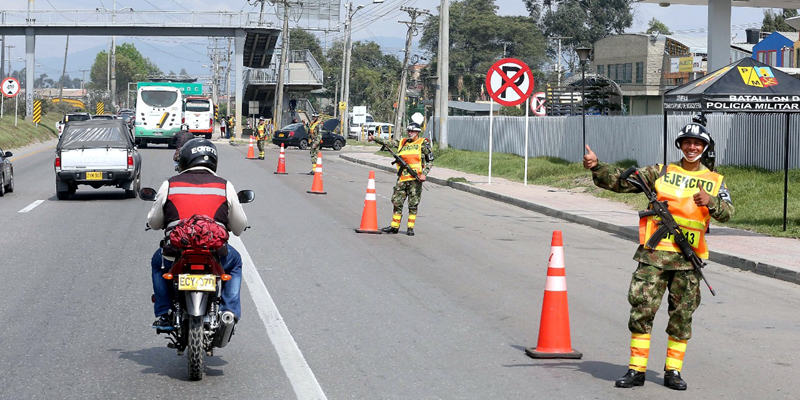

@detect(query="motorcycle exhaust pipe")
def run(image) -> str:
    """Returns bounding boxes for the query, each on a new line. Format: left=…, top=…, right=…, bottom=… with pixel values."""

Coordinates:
left=213, top=311, right=236, bottom=348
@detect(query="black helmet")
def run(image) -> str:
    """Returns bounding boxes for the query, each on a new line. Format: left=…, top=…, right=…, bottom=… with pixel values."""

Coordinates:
left=407, top=122, right=422, bottom=132
left=675, top=123, right=711, bottom=149
left=691, top=113, right=707, bottom=126
left=178, top=138, right=218, bottom=172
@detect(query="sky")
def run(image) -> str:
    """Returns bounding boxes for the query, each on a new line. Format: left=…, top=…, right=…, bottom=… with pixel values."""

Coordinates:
left=0, top=0, right=771, bottom=80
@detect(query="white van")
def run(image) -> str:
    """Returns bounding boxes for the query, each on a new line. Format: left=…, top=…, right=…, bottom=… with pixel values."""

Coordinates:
left=348, top=112, right=374, bottom=139
left=365, top=122, right=395, bottom=140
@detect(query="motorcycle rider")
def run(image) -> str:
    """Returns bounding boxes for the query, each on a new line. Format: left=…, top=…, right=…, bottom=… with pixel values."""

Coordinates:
left=148, top=138, right=249, bottom=330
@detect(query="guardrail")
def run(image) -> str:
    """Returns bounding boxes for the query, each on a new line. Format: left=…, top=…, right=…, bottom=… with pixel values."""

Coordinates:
left=0, top=10, right=275, bottom=28
left=243, top=50, right=324, bottom=86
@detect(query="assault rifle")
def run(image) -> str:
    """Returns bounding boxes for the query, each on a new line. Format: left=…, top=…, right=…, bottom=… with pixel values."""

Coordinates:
left=383, top=145, right=427, bottom=189
left=620, top=166, right=716, bottom=296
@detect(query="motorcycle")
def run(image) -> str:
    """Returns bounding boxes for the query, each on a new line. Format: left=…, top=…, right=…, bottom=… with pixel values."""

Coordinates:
left=140, top=186, right=254, bottom=380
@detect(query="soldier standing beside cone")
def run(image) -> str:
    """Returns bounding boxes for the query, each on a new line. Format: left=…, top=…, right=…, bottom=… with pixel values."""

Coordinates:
left=368, top=122, right=433, bottom=236
left=583, top=121, right=734, bottom=391
left=227, top=115, right=236, bottom=145
left=255, top=117, right=268, bottom=160
left=307, top=113, right=322, bottom=175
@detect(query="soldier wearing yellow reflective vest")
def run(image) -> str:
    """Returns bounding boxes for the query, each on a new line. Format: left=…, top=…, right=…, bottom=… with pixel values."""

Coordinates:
left=368, top=122, right=433, bottom=236
left=255, top=117, right=268, bottom=159
left=307, top=113, right=322, bottom=174
left=227, top=115, right=236, bottom=144
left=583, top=121, right=734, bottom=391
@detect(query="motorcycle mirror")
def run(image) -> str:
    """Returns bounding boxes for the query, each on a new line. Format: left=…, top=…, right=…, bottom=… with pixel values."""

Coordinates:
left=237, top=190, right=255, bottom=204
left=139, top=187, right=158, bottom=201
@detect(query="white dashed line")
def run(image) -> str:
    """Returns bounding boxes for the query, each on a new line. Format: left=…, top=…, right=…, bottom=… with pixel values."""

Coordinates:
left=18, top=200, right=44, bottom=213
left=229, top=235, right=327, bottom=400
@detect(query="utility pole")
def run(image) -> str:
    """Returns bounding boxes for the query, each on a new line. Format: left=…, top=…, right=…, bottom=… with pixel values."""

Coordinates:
left=274, top=0, right=290, bottom=128
left=393, top=7, right=429, bottom=138
left=59, top=35, right=69, bottom=102
left=552, top=36, right=572, bottom=87
left=436, top=0, right=449, bottom=147
left=1, top=36, right=4, bottom=78
left=4, top=44, right=13, bottom=78
left=226, top=38, right=232, bottom=119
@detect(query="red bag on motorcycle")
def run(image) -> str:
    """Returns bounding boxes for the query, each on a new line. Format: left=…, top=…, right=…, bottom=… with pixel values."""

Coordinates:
left=169, top=214, right=230, bottom=250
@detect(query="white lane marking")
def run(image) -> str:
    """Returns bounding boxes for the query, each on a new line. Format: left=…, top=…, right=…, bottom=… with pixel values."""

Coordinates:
left=230, top=235, right=327, bottom=400
left=18, top=200, right=44, bottom=213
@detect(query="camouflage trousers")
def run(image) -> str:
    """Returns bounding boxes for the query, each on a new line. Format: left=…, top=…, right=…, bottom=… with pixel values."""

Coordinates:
left=391, top=180, right=423, bottom=215
left=257, top=139, right=266, bottom=152
left=310, top=137, right=322, bottom=167
left=627, top=263, right=702, bottom=341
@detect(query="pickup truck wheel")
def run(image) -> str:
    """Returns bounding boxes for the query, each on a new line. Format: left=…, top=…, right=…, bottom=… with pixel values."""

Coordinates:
left=56, top=190, right=69, bottom=200
left=125, top=176, right=141, bottom=198
left=332, top=139, right=344, bottom=151
left=0, top=174, right=5, bottom=196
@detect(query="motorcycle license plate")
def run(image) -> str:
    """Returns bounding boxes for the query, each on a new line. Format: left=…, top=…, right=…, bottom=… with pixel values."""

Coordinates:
left=178, top=274, right=216, bottom=291
left=86, top=171, right=103, bottom=180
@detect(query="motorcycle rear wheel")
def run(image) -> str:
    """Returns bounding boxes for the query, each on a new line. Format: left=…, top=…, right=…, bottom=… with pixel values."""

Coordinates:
left=187, top=315, right=205, bottom=380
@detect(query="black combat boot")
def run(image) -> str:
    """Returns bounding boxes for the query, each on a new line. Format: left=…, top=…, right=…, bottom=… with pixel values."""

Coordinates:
left=381, top=226, right=399, bottom=234
left=406, top=228, right=415, bottom=236
left=615, top=369, right=645, bottom=388
left=663, top=370, right=687, bottom=390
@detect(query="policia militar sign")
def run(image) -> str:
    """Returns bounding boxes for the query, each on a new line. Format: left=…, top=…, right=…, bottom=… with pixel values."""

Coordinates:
left=662, top=56, right=800, bottom=231
left=663, top=57, right=800, bottom=113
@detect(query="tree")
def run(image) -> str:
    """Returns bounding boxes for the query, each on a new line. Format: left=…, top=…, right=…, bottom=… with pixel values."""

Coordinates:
left=646, top=18, right=672, bottom=35
left=762, top=9, right=798, bottom=32
left=88, top=43, right=161, bottom=105
left=420, top=0, right=547, bottom=103
left=523, top=0, right=633, bottom=74
left=289, top=28, right=325, bottom=67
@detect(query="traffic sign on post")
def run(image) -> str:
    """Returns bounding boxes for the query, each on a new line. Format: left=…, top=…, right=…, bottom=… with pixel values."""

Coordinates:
left=531, top=92, right=547, bottom=116
left=485, top=58, right=534, bottom=107
left=2, top=77, right=20, bottom=98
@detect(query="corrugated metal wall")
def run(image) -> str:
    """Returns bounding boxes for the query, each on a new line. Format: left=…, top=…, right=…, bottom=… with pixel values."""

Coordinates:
left=426, top=113, right=800, bottom=170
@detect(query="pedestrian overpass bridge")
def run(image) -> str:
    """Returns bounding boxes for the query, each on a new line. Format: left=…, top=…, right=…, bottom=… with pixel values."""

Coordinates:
left=0, top=9, right=325, bottom=135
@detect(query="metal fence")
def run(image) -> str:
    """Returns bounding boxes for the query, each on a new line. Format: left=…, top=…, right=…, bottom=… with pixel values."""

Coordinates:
left=426, top=113, right=800, bottom=171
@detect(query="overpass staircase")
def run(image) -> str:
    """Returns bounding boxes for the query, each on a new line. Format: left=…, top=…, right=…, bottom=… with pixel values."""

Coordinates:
left=243, top=49, right=323, bottom=122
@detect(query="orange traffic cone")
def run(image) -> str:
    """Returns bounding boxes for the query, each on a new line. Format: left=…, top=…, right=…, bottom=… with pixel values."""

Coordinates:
left=525, top=231, right=582, bottom=359
left=307, top=152, right=326, bottom=195
left=355, top=170, right=381, bottom=234
left=246, top=135, right=256, bottom=159
left=274, top=143, right=288, bottom=175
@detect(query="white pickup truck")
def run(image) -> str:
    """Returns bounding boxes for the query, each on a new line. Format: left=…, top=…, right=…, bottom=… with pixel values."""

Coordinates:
left=54, top=120, right=142, bottom=200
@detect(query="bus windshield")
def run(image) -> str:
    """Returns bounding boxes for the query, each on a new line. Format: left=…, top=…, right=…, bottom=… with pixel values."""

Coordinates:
left=185, top=100, right=211, bottom=112
left=141, top=90, right=179, bottom=108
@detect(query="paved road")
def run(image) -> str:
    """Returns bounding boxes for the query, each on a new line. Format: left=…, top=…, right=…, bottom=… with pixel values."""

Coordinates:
left=1, top=141, right=798, bottom=399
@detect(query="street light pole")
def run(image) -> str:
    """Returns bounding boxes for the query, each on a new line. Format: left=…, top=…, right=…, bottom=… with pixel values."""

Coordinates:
left=576, top=46, right=591, bottom=155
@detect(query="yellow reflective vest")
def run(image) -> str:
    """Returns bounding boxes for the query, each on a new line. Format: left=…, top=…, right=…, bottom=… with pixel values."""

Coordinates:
left=396, top=138, right=425, bottom=182
left=638, top=164, right=724, bottom=259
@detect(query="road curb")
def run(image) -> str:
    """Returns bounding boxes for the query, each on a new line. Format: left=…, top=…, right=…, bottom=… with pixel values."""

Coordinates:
left=340, top=153, right=800, bottom=287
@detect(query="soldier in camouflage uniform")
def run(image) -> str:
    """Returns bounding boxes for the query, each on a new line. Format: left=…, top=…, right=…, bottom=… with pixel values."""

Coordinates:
left=368, top=122, right=433, bottom=236
left=583, top=120, right=733, bottom=391
left=255, top=117, right=268, bottom=159
left=307, top=113, right=322, bottom=175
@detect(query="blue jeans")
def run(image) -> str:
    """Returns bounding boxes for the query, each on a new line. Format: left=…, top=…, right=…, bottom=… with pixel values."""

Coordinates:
left=151, top=244, right=242, bottom=319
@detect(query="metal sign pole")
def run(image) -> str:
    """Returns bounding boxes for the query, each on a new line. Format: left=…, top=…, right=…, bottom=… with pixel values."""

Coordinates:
left=14, top=93, right=17, bottom=126
left=488, top=97, right=493, bottom=185
left=524, top=97, right=529, bottom=186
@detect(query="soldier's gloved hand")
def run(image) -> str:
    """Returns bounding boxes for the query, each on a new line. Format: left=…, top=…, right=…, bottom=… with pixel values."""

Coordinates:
left=583, top=145, right=598, bottom=169
left=419, top=174, right=427, bottom=182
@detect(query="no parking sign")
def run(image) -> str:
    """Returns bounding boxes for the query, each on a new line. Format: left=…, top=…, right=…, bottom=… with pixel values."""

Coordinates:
left=485, top=58, right=534, bottom=107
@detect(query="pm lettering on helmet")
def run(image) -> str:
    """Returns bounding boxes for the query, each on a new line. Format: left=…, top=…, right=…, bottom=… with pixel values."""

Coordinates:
left=192, top=145, right=217, bottom=156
